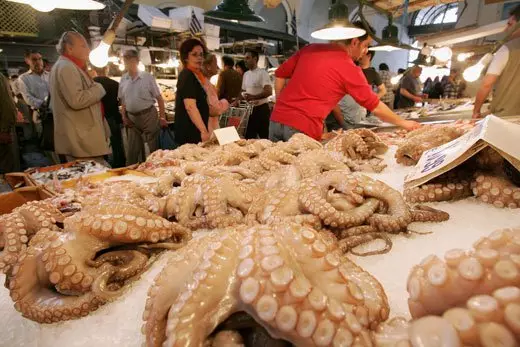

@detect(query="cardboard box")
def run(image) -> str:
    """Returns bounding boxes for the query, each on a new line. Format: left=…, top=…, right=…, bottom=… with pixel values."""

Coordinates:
left=404, top=115, right=520, bottom=189
left=169, top=6, right=204, bottom=32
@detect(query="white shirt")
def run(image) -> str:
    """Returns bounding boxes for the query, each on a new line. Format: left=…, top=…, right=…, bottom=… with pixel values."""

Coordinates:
left=18, top=70, right=50, bottom=109
left=487, top=45, right=509, bottom=76
left=242, top=67, right=271, bottom=106
left=118, top=71, right=161, bottom=113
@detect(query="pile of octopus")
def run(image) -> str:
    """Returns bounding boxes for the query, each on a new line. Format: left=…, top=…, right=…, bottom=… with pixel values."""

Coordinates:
left=1, top=118, right=520, bottom=347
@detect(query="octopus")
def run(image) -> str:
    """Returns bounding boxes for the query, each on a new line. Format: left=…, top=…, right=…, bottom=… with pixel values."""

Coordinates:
left=405, top=148, right=520, bottom=209
left=395, top=125, right=465, bottom=166
left=143, top=224, right=520, bottom=346
left=0, top=200, right=64, bottom=273
left=142, top=223, right=389, bottom=347
left=247, top=170, right=449, bottom=256
left=4, top=204, right=190, bottom=323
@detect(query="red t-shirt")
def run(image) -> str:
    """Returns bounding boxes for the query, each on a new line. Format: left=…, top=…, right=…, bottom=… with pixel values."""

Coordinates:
left=271, top=43, right=380, bottom=140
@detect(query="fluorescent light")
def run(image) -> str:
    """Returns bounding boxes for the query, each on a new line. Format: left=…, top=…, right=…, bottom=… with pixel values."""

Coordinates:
left=7, top=0, right=105, bottom=11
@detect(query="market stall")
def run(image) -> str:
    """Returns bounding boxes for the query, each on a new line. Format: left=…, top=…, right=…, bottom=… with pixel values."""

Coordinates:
left=1, top=116, right=519, bottom=346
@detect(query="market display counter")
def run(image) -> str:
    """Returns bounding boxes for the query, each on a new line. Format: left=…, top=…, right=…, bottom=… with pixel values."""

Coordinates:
left=1, top=146, right=519, bottom=347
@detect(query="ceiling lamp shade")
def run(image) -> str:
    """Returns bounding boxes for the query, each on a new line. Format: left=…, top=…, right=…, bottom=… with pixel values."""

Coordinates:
left=7, top=0, right=105, bottom=12
left=311, top=2, right=365, bottom=41
left=370, top=24, right=405, bottom=51
left=205, top=0, right=264, bottom=22
left=369, top=45, right=404, bottom=52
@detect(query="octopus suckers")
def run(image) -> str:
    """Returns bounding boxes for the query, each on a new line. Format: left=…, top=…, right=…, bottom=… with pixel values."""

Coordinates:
left=297, top=310, right=317, bottom=338
left=239, top=277, right=260, bottom=304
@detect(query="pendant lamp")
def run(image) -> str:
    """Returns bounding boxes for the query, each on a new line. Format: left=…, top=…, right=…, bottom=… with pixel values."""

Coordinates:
left=311, top=2, right=365, bottom=41
left=370, top=24, right=404, bottom=51
left=205, top=0, right=264, bottom=22
left=7, top=0, right=105, bottom=12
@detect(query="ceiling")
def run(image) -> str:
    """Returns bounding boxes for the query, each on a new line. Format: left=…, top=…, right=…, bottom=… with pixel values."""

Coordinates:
left=367, top=0, right=459, bottom=16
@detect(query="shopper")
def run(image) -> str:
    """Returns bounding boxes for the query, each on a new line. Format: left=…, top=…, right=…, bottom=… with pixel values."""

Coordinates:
left=174, top=39, right=210, bottom=145
left=50, top=31, right=110, bottom=164
left=242, top=50, right=272, bottom=139
left=473, top=4, right=520, bottom=118
left=393, top=68, right=406, bottom=109
left=119, top=49, right=167, bottom=165
left=18, top=50, right=50, bottom=111
left=217, top=55, right=242, bottom=103
left=398, top=65, right=424, bottom=109
left=379, top=63, right=394, bottom=109
left=0, top=73, right=19, bottom=174
left=203, top=54, right=229, bottom=136
left=235, top=60, right=247, bottom=77
left=94, top=66, right=126, bottom=168
left=443, top=69, right=460, bottom=99
left=336, top=49, right=387, bottom=128
left=271, top=21, right=419, bottom=141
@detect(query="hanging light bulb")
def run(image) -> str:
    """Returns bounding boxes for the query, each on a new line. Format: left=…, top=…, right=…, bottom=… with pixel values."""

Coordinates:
left=30, top=0, right=58, bottom=12
left=391, top=74, right=403, bottom=85
left=138, top=62, right=145, bottom=71
left=463, top=53, right=494, bottom=82
left=457, top=52, right=474, bottom=62
left=89, top=30, right=115, bottom=68
left=311, top=2, right=365, bottom=40
left=432, top=46, right=453, bottom=62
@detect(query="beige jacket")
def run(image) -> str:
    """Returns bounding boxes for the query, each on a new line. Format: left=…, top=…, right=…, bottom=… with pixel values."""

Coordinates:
left=50, top=56, right=110, bottom=157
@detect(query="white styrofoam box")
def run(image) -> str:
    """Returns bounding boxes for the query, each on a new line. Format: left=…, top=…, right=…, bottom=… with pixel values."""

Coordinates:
left=258, top=55, right=266, bottom=69
left=169, top=6, right=205, bottom=30
left=205, top=36, right=220, bottom=51
left=170, top=17, right=190, bottom=32
left=138, top=5, right=172, bottom=30
left=204, top=23, right=220, bottom=37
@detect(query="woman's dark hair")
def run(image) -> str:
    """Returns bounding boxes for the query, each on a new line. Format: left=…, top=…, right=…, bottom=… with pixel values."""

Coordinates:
left=510, top=4, right=520, bottom=21
left=379, top=63, right=389, bottom=71
left=397, top=68, right=406, bottom=74
left=222, top=55, right=235, bottom=68
left=235, top=60, right=247, bottom=72
left=179, top=38, right=207, bottom=65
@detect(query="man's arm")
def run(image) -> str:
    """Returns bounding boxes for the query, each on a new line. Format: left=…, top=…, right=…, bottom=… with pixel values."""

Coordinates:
left=156, top=95, right=168, bottom=127
left=246, top=85, right=273, bottom=101
left=275, top=77, right=287, bottom=98
left=372, top=101, right=420, bottom=131
left=473, top=74, right=498, bottom=118
left=400, top=88, right=422, bottom=103
left=332, top=105, right=348, bottom=130
left=18, top=77, right=44, bottom=109
left=376, top=83, right=386, bottom=99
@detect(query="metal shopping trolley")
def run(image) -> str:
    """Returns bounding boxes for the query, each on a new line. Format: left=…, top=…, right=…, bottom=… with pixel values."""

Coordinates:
left=219, top=101, right=254, bottom=138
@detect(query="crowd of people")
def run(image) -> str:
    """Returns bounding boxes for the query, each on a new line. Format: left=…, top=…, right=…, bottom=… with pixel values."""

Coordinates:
left=2, top=4, right=519, bottom=177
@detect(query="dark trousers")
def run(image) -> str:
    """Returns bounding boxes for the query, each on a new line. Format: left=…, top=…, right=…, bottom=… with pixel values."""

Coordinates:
left=106, top=116, right=126, bottom=168
left=245, top=103, right=270, bottom=140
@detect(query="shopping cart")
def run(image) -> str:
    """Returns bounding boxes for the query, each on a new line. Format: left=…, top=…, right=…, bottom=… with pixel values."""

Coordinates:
left=219, top=101, right=254, bottom=138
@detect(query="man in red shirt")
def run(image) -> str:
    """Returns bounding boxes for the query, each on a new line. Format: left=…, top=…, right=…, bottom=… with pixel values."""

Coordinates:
left=270, top=21, right=420, bottom=141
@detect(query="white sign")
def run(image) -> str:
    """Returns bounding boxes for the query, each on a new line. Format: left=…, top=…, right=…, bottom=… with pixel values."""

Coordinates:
left=405, top=115, right=520, bottom=189
left=213, top=126, right=240, bottom=146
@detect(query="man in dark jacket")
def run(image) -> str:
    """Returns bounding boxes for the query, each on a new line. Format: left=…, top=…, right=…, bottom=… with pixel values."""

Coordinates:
left=94, top=67, right=126, bottom=168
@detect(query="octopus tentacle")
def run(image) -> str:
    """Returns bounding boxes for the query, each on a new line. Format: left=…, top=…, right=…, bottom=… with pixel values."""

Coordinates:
left=338, top=233, right=393, bottom=257
left=410, top=205, right=450, bottom=223
left=407, top=228, right=520, bottom=319
left=355, top=175, right=412, bottom=233
left=374, top=286, right=520, bottom=347
left=472, top=171, right=520, bottom=209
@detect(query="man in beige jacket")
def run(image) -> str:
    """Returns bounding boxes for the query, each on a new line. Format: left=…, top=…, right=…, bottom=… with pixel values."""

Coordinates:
left=50, top=31, right=110, bottom=163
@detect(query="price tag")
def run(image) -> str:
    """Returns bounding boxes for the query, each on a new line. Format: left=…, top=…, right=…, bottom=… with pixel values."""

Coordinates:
left=213, top=126, right=240, bottom=146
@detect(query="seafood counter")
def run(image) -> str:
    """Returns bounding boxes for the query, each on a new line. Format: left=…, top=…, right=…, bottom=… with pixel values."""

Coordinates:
left=1, top=126, right=520, bottom=347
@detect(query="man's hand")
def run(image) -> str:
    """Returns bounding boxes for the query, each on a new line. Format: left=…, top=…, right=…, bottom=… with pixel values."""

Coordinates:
left=0, top=132, right=12, bottom=144
left=401, top=120, right=421, bottom=131
left=123, top=117, right=134, bottom=128
left=472, top=112, right=483, bottom=119
left=414, top=96, right=424, bottom=103
left=201, top=130, right=210, bottom=142
left=243, top=93, right=254, bottom=101
left=159, top=118, right=168, bottom=128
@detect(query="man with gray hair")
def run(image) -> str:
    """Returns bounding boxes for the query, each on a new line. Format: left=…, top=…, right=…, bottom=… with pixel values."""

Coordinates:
left=119, top=49, right=166, bottom=165
left=49, top=31, right=110, bottom=163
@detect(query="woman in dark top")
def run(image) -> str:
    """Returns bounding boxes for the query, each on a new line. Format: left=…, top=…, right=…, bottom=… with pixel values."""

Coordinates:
left=174, top=39, right=210, bottom=145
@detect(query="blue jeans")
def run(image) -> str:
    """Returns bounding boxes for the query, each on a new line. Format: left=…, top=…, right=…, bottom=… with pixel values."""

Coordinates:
left=268, top=121, right=301, bottom=142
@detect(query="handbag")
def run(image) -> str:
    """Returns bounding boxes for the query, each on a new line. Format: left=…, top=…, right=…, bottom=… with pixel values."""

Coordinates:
left=158, top=127, right=177, bottom=150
